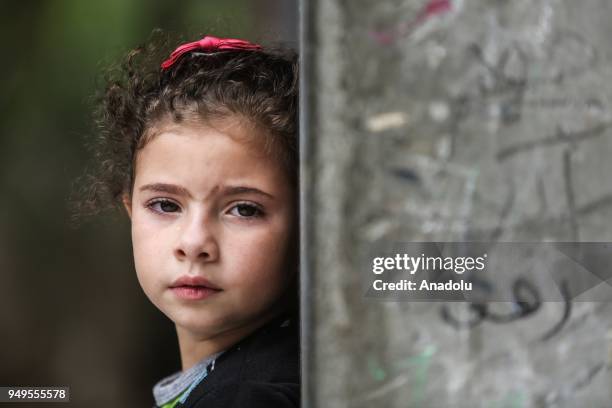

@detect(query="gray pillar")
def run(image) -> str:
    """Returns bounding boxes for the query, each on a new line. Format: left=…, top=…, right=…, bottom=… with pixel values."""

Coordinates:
left=302, top=0, right=612, bottom=406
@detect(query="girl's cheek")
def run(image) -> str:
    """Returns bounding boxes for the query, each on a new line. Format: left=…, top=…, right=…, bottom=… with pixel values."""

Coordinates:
left=133, top=205, right=168, bottom=232
left=132, top=215, right=166, bottom=256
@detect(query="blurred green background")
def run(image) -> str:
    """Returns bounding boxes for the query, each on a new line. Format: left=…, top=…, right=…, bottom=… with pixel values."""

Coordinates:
left=0, top=1, right=297, bottom=406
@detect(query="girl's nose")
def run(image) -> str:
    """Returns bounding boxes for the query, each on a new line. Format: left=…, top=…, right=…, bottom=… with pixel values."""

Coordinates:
left=174, top=215, right=219, bottom=262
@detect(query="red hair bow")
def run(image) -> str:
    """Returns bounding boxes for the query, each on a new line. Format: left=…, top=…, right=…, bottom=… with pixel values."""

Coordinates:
left=161, top=35, right=263, bottom=70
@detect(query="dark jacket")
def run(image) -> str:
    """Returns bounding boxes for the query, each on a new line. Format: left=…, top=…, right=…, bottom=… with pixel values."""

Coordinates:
left=176, top=314, right=300, bottom=408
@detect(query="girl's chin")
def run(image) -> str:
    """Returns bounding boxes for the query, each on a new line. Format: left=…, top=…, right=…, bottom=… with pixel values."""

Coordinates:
left=170, top=312, right=229, bottom=335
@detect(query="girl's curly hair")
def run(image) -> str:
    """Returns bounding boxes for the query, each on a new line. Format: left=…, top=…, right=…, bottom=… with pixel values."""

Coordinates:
left=74, top=30, right=298, bottom=219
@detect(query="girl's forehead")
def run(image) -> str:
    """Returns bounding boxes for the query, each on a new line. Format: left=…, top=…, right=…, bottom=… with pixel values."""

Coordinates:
left=134, top=120, right=290, bottom=192
left=140, top=123, right=265, bottom=164
left=144, top=114, right=273, bottom=152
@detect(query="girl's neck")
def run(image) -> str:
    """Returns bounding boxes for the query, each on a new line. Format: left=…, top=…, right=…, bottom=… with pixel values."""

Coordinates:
left=175, top=310, right=281, bottom=371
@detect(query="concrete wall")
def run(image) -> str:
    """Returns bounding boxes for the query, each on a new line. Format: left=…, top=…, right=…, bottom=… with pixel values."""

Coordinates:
left=302, top=0, right=612, bottom=406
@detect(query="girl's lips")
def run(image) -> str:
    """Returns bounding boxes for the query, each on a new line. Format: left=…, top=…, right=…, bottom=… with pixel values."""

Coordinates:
left=171, top=285, right=220, bottom=301
left=170, top=275, right=222, bottom=290
left=169, top=275, right=222, bottom=300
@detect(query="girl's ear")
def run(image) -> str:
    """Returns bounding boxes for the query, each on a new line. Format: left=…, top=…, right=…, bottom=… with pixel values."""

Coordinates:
left=122, top=194, right=133, bottom=219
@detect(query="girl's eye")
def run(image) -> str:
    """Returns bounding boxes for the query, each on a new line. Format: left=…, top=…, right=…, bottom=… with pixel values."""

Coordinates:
left=229, top=203, right=263, bottom=218
left=148, top=199, right=181, bottom=214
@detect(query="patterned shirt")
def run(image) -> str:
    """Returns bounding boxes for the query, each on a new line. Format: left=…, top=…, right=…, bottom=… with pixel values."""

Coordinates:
left=153, top=351, right=224, bottom=408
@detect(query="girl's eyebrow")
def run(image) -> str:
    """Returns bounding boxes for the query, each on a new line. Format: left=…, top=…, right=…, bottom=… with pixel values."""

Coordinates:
left=222, top=186, right=275, bottom=200
left=139, top=183, right=274, bottom=199
left=139, top=183, right=192, bottom=197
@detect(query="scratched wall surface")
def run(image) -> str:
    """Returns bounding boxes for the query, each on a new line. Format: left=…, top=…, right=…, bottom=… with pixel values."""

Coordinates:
left=303, top=0, right=612, bottom=407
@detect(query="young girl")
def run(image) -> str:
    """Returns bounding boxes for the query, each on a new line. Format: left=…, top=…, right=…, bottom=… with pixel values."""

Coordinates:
left=81, top=32, right=299, bottom=407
